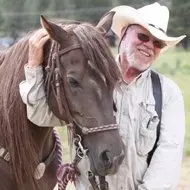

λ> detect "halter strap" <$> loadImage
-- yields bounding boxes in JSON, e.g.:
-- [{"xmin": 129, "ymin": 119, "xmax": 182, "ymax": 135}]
[
  {"xmin": 47, "ymin": 41, "xmax": 118, "ymax": 135},
  {"xmin": 73, "ymin": 120, "xmax": 119, "ymax": 135},
  {"xmin": 47, "ymin": 41, "xmax": 114, "ymax": 190},
  {"xmin": 56, "ymin": 44, "xmax": 81, "ymax": 57},
  {"xmin": 0, "ymin": 147, "xmax": 10, "ymax": 162}
]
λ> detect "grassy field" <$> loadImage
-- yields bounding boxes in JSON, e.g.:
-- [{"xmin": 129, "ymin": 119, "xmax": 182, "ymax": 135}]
[
  {"xmin": 153, "ymin": 49, "xmax": 190, "ymax": 188},
  {"xmin": 58, "ymin": 48, "xmax": 190, "ymax": 188},
  {"xmin": 153, "ymin": 48, "xmax": 190, "ymax": 155}
]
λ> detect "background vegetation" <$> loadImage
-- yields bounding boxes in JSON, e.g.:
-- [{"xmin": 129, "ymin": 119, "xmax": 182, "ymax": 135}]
[
  {"xmin": 153, "ymin": 48, "xmax": 190, "ymax": 156},
  {"xmin": 0, "ymin": 0, "xmax": 189, "ymax": 48},
  {"xmin": 0, "ymin": 0, "xmax": 189, "ymax": 188}
]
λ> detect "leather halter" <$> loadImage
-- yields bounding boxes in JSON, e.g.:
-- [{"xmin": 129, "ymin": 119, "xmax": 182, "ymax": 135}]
[
  {"xmin": 73, "ymin": 119, "xmax": 119, "ymax": 135},
  {"xmin": 46, "ymin": 41, "xmax": 119, "ymax": 135},
  {"xmin": 0, "ymin": 147, "xmax": 10, "ymax": 162},
  {"xmin": 46, "ymin": 41, "xmax": 118, "ymax": 190}
]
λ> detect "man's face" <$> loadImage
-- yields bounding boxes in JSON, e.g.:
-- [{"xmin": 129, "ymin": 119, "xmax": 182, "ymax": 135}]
[{"xmin": 119, "ymin": 25, "xmax": 165, "ymax": 71}]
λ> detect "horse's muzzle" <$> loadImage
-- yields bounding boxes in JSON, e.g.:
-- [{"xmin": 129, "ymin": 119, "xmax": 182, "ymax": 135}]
[{"xmin": 94, "ymin": 149, "xmax": 125, "ymax": 176}]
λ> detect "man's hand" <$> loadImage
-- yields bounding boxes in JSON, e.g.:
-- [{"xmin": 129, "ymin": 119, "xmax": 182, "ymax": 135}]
[{"xmin": 28, "ymin": 29, "xmax": 49, "ymax": 67}]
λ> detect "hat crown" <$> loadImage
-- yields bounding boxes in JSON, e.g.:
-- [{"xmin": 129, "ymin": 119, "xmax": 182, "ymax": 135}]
[
  {"xmin": 137, "ymin": 2, "xmax": 169, "ymax": 33},
  {"xmin": 110, "ymin": 2, "xmax": 186, "ymax": 51}
]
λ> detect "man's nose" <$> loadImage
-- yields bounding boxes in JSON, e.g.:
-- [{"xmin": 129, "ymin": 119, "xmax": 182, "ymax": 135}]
[{"xmin": 144, "ymin": 39, "xmax": 155, "ymax": 49}]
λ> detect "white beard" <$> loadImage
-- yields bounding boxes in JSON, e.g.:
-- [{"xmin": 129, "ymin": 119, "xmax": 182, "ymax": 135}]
[{"xmin": 122, "ymin": 47, "xmax": 152, "ymax": 71}]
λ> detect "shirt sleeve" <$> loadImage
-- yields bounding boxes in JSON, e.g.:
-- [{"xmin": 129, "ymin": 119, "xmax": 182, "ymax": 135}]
[
  {"xmin": 138, "ymin": 78, "xmax": 185, "ymax": 190},
  {"xmin": 19, "ymin": 64, "xmax": 66, "ymax": 127}
]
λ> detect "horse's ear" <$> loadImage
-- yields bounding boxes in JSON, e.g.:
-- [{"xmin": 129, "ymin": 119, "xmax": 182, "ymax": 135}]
[
  {"xmin": 40, "ymin": 15, "xmax": 68, "ymax": 42},
  {"xmin": 96, "ymin": 11, "xmax": 115, "ymax": 36}
]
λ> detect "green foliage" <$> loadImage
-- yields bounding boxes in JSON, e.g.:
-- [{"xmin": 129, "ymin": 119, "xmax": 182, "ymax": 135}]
[
  {"xmin": 154, "ymin": 48, "xmax": 190, "ymax": 155},
  {"xmin": 169, "ymin": 0, "xmax": 190, "ymax": 48},
  {"xmin": 57, "ymin": 127, "xmax": 71, "ymax": 161},
  {"xmin": 0, "ymin": 0, "xmax": 24, "ymax": 38},
  {"xmin": 0, "ymin": 0, "xmax": 189, "ymax": 49}
]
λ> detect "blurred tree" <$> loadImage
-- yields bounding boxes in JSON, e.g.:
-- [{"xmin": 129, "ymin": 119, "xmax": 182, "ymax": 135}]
[
  {"xmin": 169, "ymin": 0, "xmax": 190, "ymax": 49},
  {"xmin": 23, "ymin": 0, "xmax": 43, "ymax": 30},
  {"xmin": 118, "ymin": 0, "xmax": 158, "ymax": 8},
  {"xmin": 67, "ymin": 0, "xmax": 112, "ymax": 22},
  {"xmin": 0, "ymin": 0, "xmax": 187, "ymax": 51},
  {"xmin": 0, "ymin": 0, "xmax": 24, "ymax": 39}
]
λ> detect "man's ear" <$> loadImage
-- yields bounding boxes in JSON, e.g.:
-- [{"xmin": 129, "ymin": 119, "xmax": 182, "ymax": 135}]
[
  {"xmin": 96, "ymin": 11, "xmax": 115, "ymax": 35},
  {"xmin": 40, "ymin": 15, "xmax": 68, "ymax": 42}
]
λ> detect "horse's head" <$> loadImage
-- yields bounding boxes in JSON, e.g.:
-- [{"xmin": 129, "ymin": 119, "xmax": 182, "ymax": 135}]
[{"xmin": 41, "ymin": 13, "xmax": 125, "ymax": 176}]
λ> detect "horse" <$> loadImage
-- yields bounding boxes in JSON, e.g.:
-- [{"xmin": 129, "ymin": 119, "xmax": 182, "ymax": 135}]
[{"xmin": 0, "ymin": 12, "xmax": 125, "ymax": 190}]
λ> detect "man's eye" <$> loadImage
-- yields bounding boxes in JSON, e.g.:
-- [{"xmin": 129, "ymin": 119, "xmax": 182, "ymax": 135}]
[{"xmin": 68, "ymin": 77, "xmax": 80, "ymax": 88}]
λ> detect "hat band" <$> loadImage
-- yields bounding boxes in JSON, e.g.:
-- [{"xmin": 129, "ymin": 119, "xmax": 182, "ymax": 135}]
[{"xmin": 148, "ymin": 23, "xmax": 165, "ymax": 33}]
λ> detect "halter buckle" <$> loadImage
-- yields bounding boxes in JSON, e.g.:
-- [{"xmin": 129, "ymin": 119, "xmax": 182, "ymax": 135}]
[{"xmin": 74, "ymin": 135, "xmax": 88, "ymax": 158}]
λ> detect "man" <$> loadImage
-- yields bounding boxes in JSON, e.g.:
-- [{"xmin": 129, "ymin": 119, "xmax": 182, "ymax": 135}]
[{"xmin": 19, "ymin": 2, "xmax": 186, "ymax": 190}]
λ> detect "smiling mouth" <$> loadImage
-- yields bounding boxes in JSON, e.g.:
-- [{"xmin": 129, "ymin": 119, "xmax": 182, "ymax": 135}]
[{"xmin": 139, "ymin": 49, "xmax": 151, "ymax": 57}]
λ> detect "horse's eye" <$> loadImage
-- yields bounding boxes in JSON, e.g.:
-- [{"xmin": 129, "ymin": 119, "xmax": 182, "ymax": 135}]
[
  {"xmin": 68, "ymin": 77, "xmax": 80, "ymax": 88},
  {"xmin": 113, "ymin": 102, "xmax": 117, "ymax": 112}
]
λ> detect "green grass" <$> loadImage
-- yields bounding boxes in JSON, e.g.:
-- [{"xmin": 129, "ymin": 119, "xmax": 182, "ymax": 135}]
[
  {"xmin": 57, "ymin": 127, "xmax": 71, "ymax": 161},
  {"xmin": 153, "ymin": 48, "xmax": 190, "ymax": 155}
]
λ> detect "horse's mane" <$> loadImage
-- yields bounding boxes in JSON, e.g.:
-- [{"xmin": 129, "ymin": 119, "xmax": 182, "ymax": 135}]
[
  {"xmin": 0, "ymin": 34, "xmax": 48, "ymax": 190},
  {"xmin": 72, "ymin": 23, "xmax": 121, "ymax": 86},
  {"xmin": 0, "ymin": 22, "xmax": 121, "ymax": 190}
]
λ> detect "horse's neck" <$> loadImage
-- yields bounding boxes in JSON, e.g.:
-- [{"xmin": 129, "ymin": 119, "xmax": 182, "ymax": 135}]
[
  {"xmin": 0, "ymin": 52, "xmax": 5, "ymax": 66},
  {"xmin": 31, "ymin": 124, "xmax": 55, "ymax": 157}
]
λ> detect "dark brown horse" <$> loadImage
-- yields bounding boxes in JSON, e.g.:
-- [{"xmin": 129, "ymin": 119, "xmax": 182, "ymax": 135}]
[{"xmin": 0, "ymin": 12, "xmax": 124, "ymax": 190}]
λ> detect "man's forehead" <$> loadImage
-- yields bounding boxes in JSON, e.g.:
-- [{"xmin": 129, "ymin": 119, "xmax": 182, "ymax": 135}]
[
  {"xmin": 127, "ymin": 25, "xmax": 148, "ymax": 33},
  {"xmin": 121, "ymin": 24, "xmax": 166, "ymax": 44},
  {"xmin": 121, "ymin": 24, "xmax": 154, "ymax": 39},
  {"xmin": 121, "ymin": 25, "xmax": 142, "ymax": 37}
]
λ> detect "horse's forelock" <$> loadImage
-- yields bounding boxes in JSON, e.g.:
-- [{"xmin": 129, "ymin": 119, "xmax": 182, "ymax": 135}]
[{"xmin": 72, "ymin": 23, "xmax": 121, "ymax": 86}]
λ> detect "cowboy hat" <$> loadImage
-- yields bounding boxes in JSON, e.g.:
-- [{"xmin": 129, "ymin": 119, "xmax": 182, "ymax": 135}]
[{"xmin": 110, "ymin": 2, "xmax": 186, "ymax": 51}]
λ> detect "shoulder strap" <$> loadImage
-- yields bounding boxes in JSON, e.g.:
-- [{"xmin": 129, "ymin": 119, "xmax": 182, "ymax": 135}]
[{"xmin": 147, "ymin": 70, "xmax": 162, "ymax": 165}]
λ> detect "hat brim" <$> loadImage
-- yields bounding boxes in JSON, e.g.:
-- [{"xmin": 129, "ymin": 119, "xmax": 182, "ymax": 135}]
[{"xmin": 110, "ymin": 6, "xmax": 186, "ymax": 51}]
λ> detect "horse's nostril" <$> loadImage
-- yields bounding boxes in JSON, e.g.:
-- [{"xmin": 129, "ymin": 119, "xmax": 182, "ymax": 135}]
[{"xmin": 101, "ymin": 151, "xmax": 113, "ymax": 168}]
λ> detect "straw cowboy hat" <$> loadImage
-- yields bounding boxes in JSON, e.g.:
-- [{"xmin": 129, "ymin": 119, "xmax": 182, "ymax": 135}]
[{"xmin": 110, "ymin": 2, "xmax": 186, "ymax": 51}]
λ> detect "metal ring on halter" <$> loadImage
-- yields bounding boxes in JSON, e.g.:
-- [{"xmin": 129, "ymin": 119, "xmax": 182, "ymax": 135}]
[
  {"xmin": 73, "ymin": 134, "xmax": 81, "ymax": 145},
  {"xmin": 76, "ymin": 147, "xmax": 87, "ymax": 159},
  {"xmin": 74, "ymin": 135, "xmax": 88, "ymax": 158},
  {"xmin": 73, "ymin": 134, "xmax": 88, "ymax": 158}
]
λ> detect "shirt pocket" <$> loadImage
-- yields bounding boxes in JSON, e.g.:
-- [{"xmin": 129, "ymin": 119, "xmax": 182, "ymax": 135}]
[{"xmin": 136, "ymin": 102, "xmax": 159, "ymax": 156}]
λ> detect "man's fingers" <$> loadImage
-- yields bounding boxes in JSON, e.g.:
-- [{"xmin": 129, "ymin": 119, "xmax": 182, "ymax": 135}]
[
  {"xmin": 38, "ymin": 35, "xmax": 50, "ymax": 47},
  {"xmin": 34, "ymin": 28, "xmax": 48, "ymax": 38},
  {"xmin": 28, "ymin": 29, "xmax": 50, "ymax": 67},
  {"xmin": 29, "ymin": 29, "xmax": 49, "ymax": 45},
  {"xmin": 29, "ymin": 34, "xmax": 49, "ymax": 50}
]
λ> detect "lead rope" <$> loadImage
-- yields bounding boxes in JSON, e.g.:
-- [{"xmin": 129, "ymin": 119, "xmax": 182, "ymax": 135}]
[
  {"xmin": 99, "ymin": 176, "xmax": 109, "ymax": 190},
  {"xmin": 54, "ymin": 128, "xmax": 81, "ymax": 190},
  {"xmin": 88, "ymin": 171, "xmax": 100, "ymax": 190},
  {"xmin": 53, "ymin": 128, "xmax": 65, "ymax": 190},
  {"xmin": 54, "ymin": 128, "xmax": 109, "ymax": 190},
  {"xmin": 56, "ymin": 135, "xmax": 86, "ymax": 190},
  {"xmin": 88, "ymin": 172, "xmax": 109, "ymax": 190}
]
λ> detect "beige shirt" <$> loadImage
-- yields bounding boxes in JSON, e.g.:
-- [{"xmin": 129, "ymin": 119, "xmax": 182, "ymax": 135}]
[
  {"xmin": 19, "ymin": 64, "xmax": 185, "ymax": 190},
  {"xmin": 19, "ymin": 65, "xmax": 66, "ymax": 127}
]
